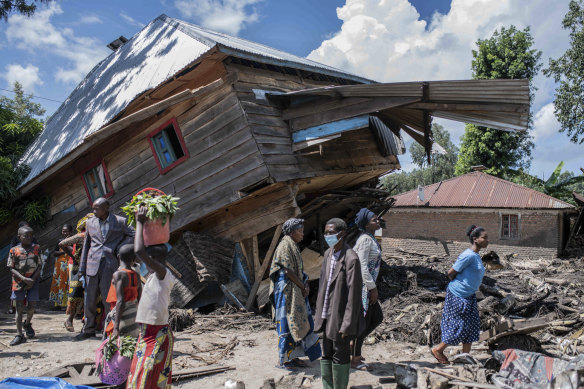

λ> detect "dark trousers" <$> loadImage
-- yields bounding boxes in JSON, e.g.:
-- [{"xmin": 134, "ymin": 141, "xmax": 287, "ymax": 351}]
[
  {"xmin": 354, "ymin": 301, "xmax": 383, "ymax": 357},
  {"xmin": 83, "ymin": 260, "xmax": 114, "ymax": 334},
  {"xmin": 322, "ymin": 325, "xmax": 351, "ymax": 365}
]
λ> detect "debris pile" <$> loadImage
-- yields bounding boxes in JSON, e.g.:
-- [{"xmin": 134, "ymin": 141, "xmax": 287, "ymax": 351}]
[{"xmin": 374, "ymin": 253, "xmax": 584, "ymax": 354}]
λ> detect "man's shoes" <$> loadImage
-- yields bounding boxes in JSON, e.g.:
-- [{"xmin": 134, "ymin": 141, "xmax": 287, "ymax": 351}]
[
  {"xmin": 9, "ymin": 334, "xmax": 26, "ymax": 346},
  {"xmin": 73, "ymin": 332, "xmax": 95, "ymax": 341},
  {"xmin": 23, "ymin": 321, "xmax": 35, "ymax": 338},
  {"xmin": 7, "ymin": 307, "xmax": 15, "ymax": 314}
]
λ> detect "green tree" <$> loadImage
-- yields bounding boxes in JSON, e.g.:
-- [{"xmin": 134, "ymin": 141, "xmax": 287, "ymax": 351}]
[
  {"xmin": 544, "ymin": 0, "xmax": 584, "ymax": 144},
  {"xmin": 0, "ymin": 0, "xmax": 52, "ymax": 21},
  {"xmin": 382, "ymin": 123, "xmax": 458, "ymax": 194},
  {"xmin": 455, "ymin": 26, "xmax": 541, "ymax": 177},
  {"xmin": 0, "ymin": 82, "xmax": 48, "ymax": 225}
]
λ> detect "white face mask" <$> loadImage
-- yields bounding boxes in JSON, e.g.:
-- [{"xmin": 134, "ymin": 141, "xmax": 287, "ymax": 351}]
[{"xmin": 324, "ymin": 233, "xmax": 340, "ymax": 248}]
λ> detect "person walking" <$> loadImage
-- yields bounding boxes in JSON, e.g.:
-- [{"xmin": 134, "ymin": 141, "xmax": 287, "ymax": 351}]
[
  {"xmin": 127, "ymin": 206, "xmax": 174, "ymax": 389},
  {"xmin": 314, "ymin": 218, "xmax": 364, "ymax": 389},
  {"xmin": 7, "ymin": 226, "xmax": 42, "ymax": 346},
  {"xmin": 75, "ymin": 198, "xmax": 134, "ymax": 340},
  {"xmin": 59, "ymin": 213, "xmax": 93, "ymax": 332},
  {"xmin": 351, "ymin": 208, "xmax": 384, "ymax": 371},
  {"xmin": 269, "ymin": 218, "xmax": 321, "ymax": 370},
  {"xmin": 431, "ymin": 225, "xmax": 489, "ymax": 364},
  {"xmin": 49, "ymin": 224, "xmax": 73, "ymax": 309}
]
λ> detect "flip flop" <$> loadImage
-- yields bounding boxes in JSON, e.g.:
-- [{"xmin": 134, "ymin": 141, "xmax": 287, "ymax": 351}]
[
  {"xmin": 352, "ymin": 363, "xmax": 371, "ymax": 371},
  {"xmin": 431, "ymin": 348, "xmax": 449, "ymax": 364}
]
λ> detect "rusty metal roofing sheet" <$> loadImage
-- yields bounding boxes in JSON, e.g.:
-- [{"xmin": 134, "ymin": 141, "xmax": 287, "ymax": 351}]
[{"xmin": 393, "ymin": 171, "xmax": 574, "ymax": 209}]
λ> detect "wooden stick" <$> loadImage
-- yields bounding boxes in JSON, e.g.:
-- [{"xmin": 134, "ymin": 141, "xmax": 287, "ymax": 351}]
[
  {"xmin": 245, "ymin": 225, "xmax": 283, "ymax": 310},
  {"xmin": 422, "ymin": 367, "xmax": 473, "ymax": 383},
  {"xmin": 449, "ymin": 381, "xmax": 498, "ymax": 389}
]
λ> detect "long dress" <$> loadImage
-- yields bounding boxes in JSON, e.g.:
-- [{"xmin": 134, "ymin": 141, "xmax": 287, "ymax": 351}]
[
  {"xmin": 49, "ymin": 245, "xmax": 69, "ymax": 308},
  {"xmin": 59, "ymin": 233, "xmax": 85, "ymax": 317},
  {"xmin": 269, "ymin": 235, "xmax": 321, "ymax": 365}
]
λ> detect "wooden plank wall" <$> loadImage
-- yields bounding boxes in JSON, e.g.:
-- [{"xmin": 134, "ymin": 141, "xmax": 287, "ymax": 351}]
[
  {"xmin": 14, "ymin": 62, "xmax": 269, "ymax": 251},
  {"xmin": 227, "ymin": 63, "xmax": 399, "ymax": 186}
]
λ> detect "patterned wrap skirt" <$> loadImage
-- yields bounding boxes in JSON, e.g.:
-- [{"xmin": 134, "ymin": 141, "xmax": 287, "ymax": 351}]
[
  {"xmin": 49, "ymin": 254, "xmax": 69, "ymax": 307},
  {"xmin": 273, "ymin": 271, "xmax": 322, "ymax": 365},
  {"xmin": 440, "ymin": 288, "xmax": 480, "ymax": 345},
  {"xmin": 127, "ymin": 324, "xmax": 173, "ymax": 389}
]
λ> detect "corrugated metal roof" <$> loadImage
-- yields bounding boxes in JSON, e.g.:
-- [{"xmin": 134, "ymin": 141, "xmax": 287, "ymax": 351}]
[
  {"xmin": 19, "ymin": 14, "xmax": 369, "ymax": 188},
  {"xmin": 162, "ymin": 15, "xmax": 371, "ymax": 84},
  {"xmin": 269, "ymin": 80, "xmax": 530, "ymax": 132},
  {"xmin": 392, "ymin": 171, "xmax": 575, "ymax": 209}
]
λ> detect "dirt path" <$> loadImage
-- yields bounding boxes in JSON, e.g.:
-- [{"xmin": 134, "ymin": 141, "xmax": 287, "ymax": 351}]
[{"xmin": 0, "ymin": 309, "xmax": 493, "ymax": 388}]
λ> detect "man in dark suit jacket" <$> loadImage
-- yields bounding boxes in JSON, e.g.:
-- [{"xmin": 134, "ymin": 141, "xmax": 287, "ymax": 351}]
[
  {"xmin": 75, "ymin": 197, "xmax": 134, "ymax": 340},
  {"xmin": 314, "ymin": 218, "xmax": 364, "ymax": 389}
]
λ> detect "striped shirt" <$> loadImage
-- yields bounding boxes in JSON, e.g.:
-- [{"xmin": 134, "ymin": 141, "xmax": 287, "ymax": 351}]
[{"xmin": 321, "ymin": 250, "xmax": 341, "ymax": 319}]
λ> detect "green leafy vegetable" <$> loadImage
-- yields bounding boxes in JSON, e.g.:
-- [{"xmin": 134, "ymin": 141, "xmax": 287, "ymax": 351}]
[
  {"xmin": 102, "ymin": 335, "xmax": 138, "ymax": 361},
  {"xmin": 121, "ymin": 191, "xmax": 179, "ymax": 227}
]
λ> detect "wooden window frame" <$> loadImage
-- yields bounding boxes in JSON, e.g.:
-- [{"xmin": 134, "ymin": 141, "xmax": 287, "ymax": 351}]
[
  {"xmin": 500, "ymin": 213, "xmax": 521, "ymax": 240},
  {"xmin": 81, "ymin": 159, "xmax": 114, "ymax": 205},
  {"xmin": 147, "ymin": 118, "xmax": 189, "ymax": 175}
]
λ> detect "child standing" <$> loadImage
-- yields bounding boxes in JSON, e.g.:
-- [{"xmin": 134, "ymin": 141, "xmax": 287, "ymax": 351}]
[
  {"xmin": 104, "ymin": 244, "xmax": 141, "ymax": 339},
  {"xmin": 7, "ymin": 226, "xmax": 42, "ymax": 346},
  {"xmin": 127, "ymin": 206, "xmax": 175, "ymax": 389}
]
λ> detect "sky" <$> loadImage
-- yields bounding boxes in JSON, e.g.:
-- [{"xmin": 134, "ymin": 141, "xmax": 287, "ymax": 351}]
[{"xmin": 1, "ymin": 0, "xmax": 581, "ymax": 180}]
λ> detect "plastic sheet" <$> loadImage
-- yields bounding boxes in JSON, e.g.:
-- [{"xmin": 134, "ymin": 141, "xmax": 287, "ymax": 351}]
[{"xmin": 0, "ymin": 377, "xmax": 94, "ymax": 389}]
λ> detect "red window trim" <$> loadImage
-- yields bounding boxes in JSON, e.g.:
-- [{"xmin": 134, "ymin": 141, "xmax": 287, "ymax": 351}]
[
  {"xmin": 147, "ymin": 117, "xmax": 190, "ymax": 175},
  {"xmin": 80, "ymin": 159, "xmax": 114, "ymax": 205}
]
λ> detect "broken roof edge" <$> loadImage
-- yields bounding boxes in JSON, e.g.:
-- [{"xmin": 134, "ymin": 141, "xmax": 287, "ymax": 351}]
[{"xmin": 157, "ymin": 14, "xmax": 373, "ymax": 85}]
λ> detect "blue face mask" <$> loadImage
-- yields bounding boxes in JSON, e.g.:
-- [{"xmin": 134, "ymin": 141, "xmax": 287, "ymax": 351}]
[{"xmin": 324, "ymin": 233, "xmax": 340, "ymax": 248}]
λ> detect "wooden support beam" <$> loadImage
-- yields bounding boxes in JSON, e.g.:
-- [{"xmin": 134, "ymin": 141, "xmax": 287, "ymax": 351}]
[
  {"xmin": 252, "ymin": 235, "xmax": 260, "ymax": 282},
  {"xmin": 239, "ymin": 239, "xmax": 254, "ymax": 279},
  {"xmin": 245, "ymin": 225, "xmax": 283, "ymax": 311}
]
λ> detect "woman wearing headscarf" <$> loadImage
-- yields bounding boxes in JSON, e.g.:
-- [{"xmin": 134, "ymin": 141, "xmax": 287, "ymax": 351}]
[
  {"xmin": 431, "ymin": 225, "xmax": 489, "ymax": 364},
  {"xmin": 269, "ymin": 218, "xmax": 321, "ymax": 370},
  {"xmin": 59, "ymin": 213, "xmax": 93, "ymax": 332},
  {"xmin": 351, "ymin": 208, "xmax": 384, "ymax": 370}
]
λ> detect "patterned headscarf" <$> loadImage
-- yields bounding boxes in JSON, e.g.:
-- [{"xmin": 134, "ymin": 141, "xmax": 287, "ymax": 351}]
[
  {"xmin": 76, "ymin": 213, "xmax": 94, "ymax": 233},
  {"xmin": 355, "ymin": 208, "xmax": 375, "ymax": 231},
  {"xmin": 282, "ymin": 218, "xmax": 304, "ymax": 236}
]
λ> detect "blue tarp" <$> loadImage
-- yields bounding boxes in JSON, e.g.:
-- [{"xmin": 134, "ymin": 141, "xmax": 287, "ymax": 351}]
[{"xmin": 0, "ymin": 377, "xmax": 93, "ymax": 389}]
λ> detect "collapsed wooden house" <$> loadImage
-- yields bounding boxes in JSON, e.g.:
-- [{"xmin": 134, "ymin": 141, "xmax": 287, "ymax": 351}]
[{"xmin": 0, "ymin": 14, "xmax": 531, "ymax": 308}]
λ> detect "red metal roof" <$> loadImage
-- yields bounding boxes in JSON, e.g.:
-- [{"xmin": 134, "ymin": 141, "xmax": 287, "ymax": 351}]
[{"xmin": 393, "ymin": 171, "xmax": 574, "ymax": 209}]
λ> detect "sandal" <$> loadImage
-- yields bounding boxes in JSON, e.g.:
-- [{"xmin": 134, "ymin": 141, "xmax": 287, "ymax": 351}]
[
  {"xmin": 431, "ymin": 348, "xmax": 449, "ymax": 364},
  {"xmin": 352, "ymin": 362, "xmax": 371, "ymax": 371},
  {"xmin": 275, "ymin": 363, "xmax": 296, "ymax": 371},
  {"xmin": 64, "ymin": 320, "xmax": 74, "ymax": 332}
]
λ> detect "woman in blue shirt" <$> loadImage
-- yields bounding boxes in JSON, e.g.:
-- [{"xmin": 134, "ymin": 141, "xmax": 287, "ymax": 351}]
[{"xmin": 431, "ymin": 225, "xmax": 488, "ymax": 364}]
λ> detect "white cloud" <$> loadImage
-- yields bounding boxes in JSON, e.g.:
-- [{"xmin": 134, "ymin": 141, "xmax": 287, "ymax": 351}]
[
  {"xmin": 79, "ymin": 15, "xmax": 103, "ymax": 24},
  {"xmin": 174, "ymin": 0, "xmax": 262, "ymax": 35},
  {"xmin": 533, "ymin": 103, "xmax": 560, "ymax": 140},
  {"xmin": 5, "ymin": 3, "xmax": 109, "ymax": 84},
  {"xmin": 308, "ymin": 0, "xmax": 576, "ymax": 177},
  {"xmin": 120, "ymin": 12, "xmax": 145, "ymax": 28},
  {"xmin": 3, "ymin": 64, "xmax": 43, "ymax": 92}
]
